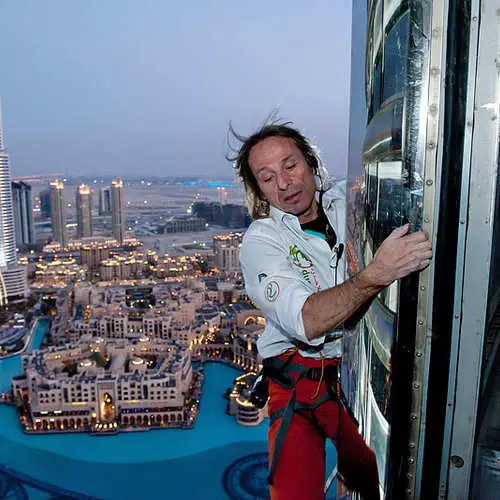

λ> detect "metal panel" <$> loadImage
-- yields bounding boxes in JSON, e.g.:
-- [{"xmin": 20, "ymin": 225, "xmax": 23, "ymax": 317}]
[
  {"xmin": 412, "ymin": 0, "xmax": 449, "ymax": 497},
  {"xmin": 445, "ymin": 0, "xmax": 500, "ymax": 497},
  {"xmin": 401, "ymin": 0, "xmax": 446, "ymax": 496}
]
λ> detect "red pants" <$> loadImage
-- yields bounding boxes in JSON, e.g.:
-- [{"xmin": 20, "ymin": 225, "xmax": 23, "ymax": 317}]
[{"xmin": 267, "ymin": 353, "xmax": 380, "ymax": 500}]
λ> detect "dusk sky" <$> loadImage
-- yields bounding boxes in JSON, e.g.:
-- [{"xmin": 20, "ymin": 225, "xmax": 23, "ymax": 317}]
[{"xmin": 1, "ymin": 1, "xmax": 352, "ymax": 179}]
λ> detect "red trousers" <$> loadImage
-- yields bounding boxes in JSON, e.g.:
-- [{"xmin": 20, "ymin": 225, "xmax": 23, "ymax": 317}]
[{"xmin": 267, "ymin": 353, "xmax": 380, "ymax": 500}]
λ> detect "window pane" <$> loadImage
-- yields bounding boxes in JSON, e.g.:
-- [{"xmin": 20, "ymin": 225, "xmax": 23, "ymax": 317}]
[{"xmin": 383, "ymin": 13, "xmax": 410, "ymax": 102}]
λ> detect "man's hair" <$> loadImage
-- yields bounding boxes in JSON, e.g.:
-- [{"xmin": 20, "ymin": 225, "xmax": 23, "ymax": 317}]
[{"xmin": 227, "ymin": 118, "xmax": 322, "ymax": 219}]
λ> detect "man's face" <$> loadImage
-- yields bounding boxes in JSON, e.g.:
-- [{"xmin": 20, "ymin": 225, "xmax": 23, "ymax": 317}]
[{"xmin": 248, "ymin": 136, "xmax": 318, "ymax": 224}]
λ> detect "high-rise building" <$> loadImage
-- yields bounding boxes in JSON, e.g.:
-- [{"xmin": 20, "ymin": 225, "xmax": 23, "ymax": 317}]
[
  {"xmin": 39, "ymin": 189, "xmax": 51, "ymax": 218},
  {"xmin": 12, "ymin": 181, "xmax": 35, "ymax": 246},
  {"xmin": 111, "ymin": 178, "xmax": 125, "ymax": 244},
  {"xmin": 0, "ymin": 99, "xmax": 27, "ymax": 303},
  {"xmin": 0, "ymin": 106, "xmax": 17, "ymax": 268},
  {"xmin": 76, "ymin": 184, "xmax": 92, "ymax": 238},
  {"xmin": 213, "ymin": 234, "xmax": 241, "ymax": 273},
  {"xmin": 49, "ymin": 180, "xmax": 67, "ymax": 248},
  {"xmin": 217, "ymin": 186, "xmax": 228, "ymax": 205},
  {"xmin": 98, "ymin": 187, "xmax": 111, "ymax": 216}
]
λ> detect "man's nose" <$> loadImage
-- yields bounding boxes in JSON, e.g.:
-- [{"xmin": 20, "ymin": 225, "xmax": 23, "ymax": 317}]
[{"xmin": 276, "ymin": 171, "xmax": 290, "ymax": 190}]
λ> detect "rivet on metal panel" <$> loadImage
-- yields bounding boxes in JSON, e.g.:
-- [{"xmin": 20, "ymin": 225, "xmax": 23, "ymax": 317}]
[
  {"xmin": 450, "ymin": 455, "xmax": 465, "ymax": 468},
  {"xmin": 407, "ymin": 473, "xmax": 414, "ymax": 479},
  {"xmin": 408, "ymin": 457, "xmax": 415, "ymax": 464},
  {"xmin": 413, "ymin": 383, "xmax": 420, "ymax": 390},
  {"xmin": 466, "ymin": 120, "xmax": 473, "ymax": 127},
  {"xmin": 409, "ymin": 442, "xmax": 416, "ymax": 449},
  {"xmin": 431, "ymin": 67, "xmax": 440, "ymax": 75},
  {"xmin": 417, "ymin": 319, "xmax": 424, "ymax": 326},
  {"xmin": 424, "ymin": 216, "xmax": 430, "ymax": 223},
  {"xmin": 432, "ymin": 28, "xmax": 440, "ymax": 37},
  {"xmin": 406, "ymin": 489, "xmax": 413, "ymax": 496},
  {"xmin": 473, "ymin": 16, "xmax": 478, "ymax": 21},
  {"xmin": 420, "ymin": 285, "xmax": 426, "ymax": 291},
  {"xmin": 426, "ymin": 179, "xmax": 434, "ymax": 186},
  {"xmin": 492, "ymin": 115, "xmax": 497, "ymax": 121},
  {"xmin": 485, "ymin": 218, "xmax": 490, "ymax": 224},
  {"xmin": 416, "ymin": 352, "xmax": 423, "ymax": 357},
  {"xmin": 454, "ymin": 314, "xmax": 460, "ymax": 319},
  {"xmin": 427, "ymin": 141, "xmax": 436, "ymax": 149},
  {"xmin": 429, "ymin": 104, "xmax": 438, "ymax": 114},
  {"xmin": 410, "ymin": 414, "xmax": 417, "ymax": 421},
  {"xmin": 460, "ymin": 219, "xmax": 465, "ymax": 224}
]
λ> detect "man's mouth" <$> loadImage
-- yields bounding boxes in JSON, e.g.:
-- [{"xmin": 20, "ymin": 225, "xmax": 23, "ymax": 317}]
[{"xmin": 284, "ymin": 191, "xmax": 301, "ymax": 202}]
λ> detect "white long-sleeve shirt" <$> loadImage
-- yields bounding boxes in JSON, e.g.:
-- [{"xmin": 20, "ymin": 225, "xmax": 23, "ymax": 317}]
[{"xmin": 240, "ymin": 181, "xmax": 347, "ymax": 360}]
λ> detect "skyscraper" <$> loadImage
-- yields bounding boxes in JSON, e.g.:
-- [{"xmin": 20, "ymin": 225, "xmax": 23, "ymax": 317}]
[
  {"xmin": 50, "ymin": 180, "xmax": 67, "ymax": 248},
  {"xmin": 0, "ymin": 99, "xmax": 27, "ymax": 303},
  {"xmin": 98, "ymin": 187, "xmax": 111, "ymax": 216},
  {"xmin": 111, "ymin": 178, "xmax": 125, "ymax": 244},
  {"xmin": 39, "ymin": 189, "xmax": 51, "ymax": 218},
  {"xmin": 12, "ymin": 181, "xmax": 35, "ymax": 246},
  {"xmin": 0, "ymin": 104, "xmax": 17, "ymax": 267},
  {"xmin": 76, "ymin": 184, "xmax": 92, "ymax": 238}
]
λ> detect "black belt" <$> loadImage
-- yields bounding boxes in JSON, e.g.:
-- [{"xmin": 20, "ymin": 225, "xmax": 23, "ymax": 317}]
[{"xmin": 291, "ymin": 332, "xmax": 343, "ymax": 353}]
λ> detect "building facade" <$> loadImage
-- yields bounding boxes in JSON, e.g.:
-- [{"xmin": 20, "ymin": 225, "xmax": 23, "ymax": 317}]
[
  {"xmin": 76, "ymin": 184, "xmax": 93, "ymax": 238},
  {"xmin": 49, "ymin": 180, "xmax": 67, "ymax": 248},
  {"xmin": 13, "ymin": 338, "xmax": 193, "ymax": 432},
  {"xmin": 11, "ymin": 181, "xmax": 35, "ymax": 247},
  {"xmin": 111, "ymin": 178, "xmax": 125, "ymax": 244},
  {"xmin": 98, "ymin": 187, "xmax": 111, "ymax": 216},
  {"xmin": 213, "ymin": 234, "xmax": 240, "ymax": 272},
  {"xmin": 0, "ymin": 100, "xmax": 27, "ymax": 302}
]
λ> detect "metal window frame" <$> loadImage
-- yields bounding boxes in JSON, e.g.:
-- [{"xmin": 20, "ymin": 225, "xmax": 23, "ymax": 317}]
[{"xmin": 440, "ymin": 1, "xmax": 500, "ymax": 497}]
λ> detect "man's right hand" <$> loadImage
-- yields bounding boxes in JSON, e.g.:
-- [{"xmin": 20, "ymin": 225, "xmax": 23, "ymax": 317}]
[{"xmin": 364, "ymin": 224, "xmax": 433, "ymax": 287}]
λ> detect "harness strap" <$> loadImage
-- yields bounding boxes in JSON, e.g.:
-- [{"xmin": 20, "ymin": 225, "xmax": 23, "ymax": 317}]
[
  {"xmin": 269, "ymin": 392, "xmax": 332, "ymax": 426},
  {"xmin": 264, "ymin": 355, "xmax": 343, "ymax": 485},
  {"xmin": 267, "ymin": 374, "xmax": 302, "ymax": 485}
]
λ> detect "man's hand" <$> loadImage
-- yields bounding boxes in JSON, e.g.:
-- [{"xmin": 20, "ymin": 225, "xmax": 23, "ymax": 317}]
[
  {"xmin": 302, "ymin": 224, "xmax": 432, "ymax": 340},
  {"xmin": 364, "ymin": 224, "xmax": 433, "ymax": 287}
]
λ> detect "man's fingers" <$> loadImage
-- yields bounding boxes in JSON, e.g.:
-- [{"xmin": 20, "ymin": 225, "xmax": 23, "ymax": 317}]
[
  {"xmin": 388, "ymin": 223, "xmax": 410, "ymax": 239},
  {"xmin": 403, "ymin": 230, "xmax": 429, "ymax": 243}
]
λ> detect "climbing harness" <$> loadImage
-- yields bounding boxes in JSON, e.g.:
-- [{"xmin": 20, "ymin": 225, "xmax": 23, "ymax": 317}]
[{"xmin": 263, "ymin": 351, "xmax": 344, "ymax": 485}]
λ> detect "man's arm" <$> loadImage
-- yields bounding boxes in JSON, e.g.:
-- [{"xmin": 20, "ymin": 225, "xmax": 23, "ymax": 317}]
[{"xmin": 302, "ymin": 224, "xmax": 433, "ymax": 340}]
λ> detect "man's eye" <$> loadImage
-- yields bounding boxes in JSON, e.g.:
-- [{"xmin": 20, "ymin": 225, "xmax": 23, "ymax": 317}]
[
  {"xmin": 262, "ymin": 177, "xmax": 272, "ymax": 183},
  {"xmin": 286, "ymin": 164, "xmax": 296, "ymax": 170}
]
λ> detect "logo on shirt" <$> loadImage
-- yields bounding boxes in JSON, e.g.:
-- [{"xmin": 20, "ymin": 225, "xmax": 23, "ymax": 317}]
[
  {"xmin": 289, "ymin": 245, "xmax": 321, "ymax": 292},
  {"xmin": 289, "ymin": 245, "xmax": 313, "ymax": 268},
  {"xmin": 264, "ymin": 281, "xmax": 280, "ymax": 302}
]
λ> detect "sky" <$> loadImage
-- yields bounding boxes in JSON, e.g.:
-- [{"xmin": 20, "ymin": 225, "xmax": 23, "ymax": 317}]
[{"xmin": 0, "ymin": 1, "xmax": 352, "ymax": 179}]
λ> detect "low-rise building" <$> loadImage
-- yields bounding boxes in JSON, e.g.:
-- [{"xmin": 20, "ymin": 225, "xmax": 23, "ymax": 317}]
[{"xmin": 13, "ymin": 338, "xmax": 193, "ymax": 433}]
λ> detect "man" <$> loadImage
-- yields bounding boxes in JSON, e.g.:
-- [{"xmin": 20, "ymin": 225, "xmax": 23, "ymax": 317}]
[{"xmin": 234, "ymin": 122, "xmax": 432, "ymax": 500}]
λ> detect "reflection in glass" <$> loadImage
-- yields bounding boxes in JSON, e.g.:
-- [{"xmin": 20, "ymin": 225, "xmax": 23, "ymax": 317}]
[
  {"xmin": 369, "ymin": 388, "xmax": 389, "ymax": 487},
  {"xmin": 370, "ymin": 344, "xmax": 392, "ymax": 423},
  {"xmin": 383, "ymin": 13, "xmax": 410, "ymax": 102},
  {"xmin": 376, "ymin": 161, "xmax": 404, "ymax": 247}
]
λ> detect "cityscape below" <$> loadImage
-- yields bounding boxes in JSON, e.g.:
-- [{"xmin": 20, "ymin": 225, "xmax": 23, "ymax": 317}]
[{"xmin": 0, "ymin": 98, "xmax": 308, "ymax": 499}]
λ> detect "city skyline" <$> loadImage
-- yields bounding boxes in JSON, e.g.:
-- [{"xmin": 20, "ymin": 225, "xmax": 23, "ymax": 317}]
[{"xmin": 0, "ymin": 1, "xmax": 352, "ymax": 179}]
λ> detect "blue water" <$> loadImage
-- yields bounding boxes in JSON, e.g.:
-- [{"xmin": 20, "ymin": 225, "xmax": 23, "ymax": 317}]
[{"xmin": 0, "ymin": 319, "xmax": 337, "ymax": 499}]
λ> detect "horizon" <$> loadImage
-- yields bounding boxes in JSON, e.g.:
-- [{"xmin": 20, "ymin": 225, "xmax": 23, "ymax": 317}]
[{"xmin": 0, "ymin": 1, "xmax": 352, "ymax": 179}]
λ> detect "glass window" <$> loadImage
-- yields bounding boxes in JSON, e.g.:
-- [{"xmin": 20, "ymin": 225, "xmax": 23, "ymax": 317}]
[
  {"xmin": 382, "ymin": 12, "xmax": 410, "ymax": 102},
  {"xmin": 375, "ymin": 161, "xmax": 404, "ymax": 247},
  {"xmin": 370, "ymin": 343, "xmax": 392, "ymax": 423},
  {"xmin": 372, "ymin": 54, "xmax": 382, "ymax": 118}
]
